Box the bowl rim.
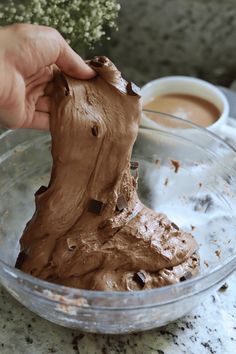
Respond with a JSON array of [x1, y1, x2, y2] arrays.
[[142, 108, 236, 151], [0, 111, 236, 308]]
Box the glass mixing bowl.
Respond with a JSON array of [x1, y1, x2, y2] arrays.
[[0, 110, 236, 334]]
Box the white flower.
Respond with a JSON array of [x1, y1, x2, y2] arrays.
[[0, 0, 120, 49]]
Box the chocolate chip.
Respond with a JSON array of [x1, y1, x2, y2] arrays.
[[90, 56, 107, 67], [171, 159, 180, 173], [116, 195, 128, 212], [171, 222, 179, 230], [130, 161, 139, 170], [88, 199, 104, 215], [219, 282, 228, 291], [133, 271, 147, 287], [97, 56, 107, 63], [15, 250, 27, 269], [90, 60, 103, 67], [215, 249, 221, 258], [126, 81, 141, 97], [34, 185, 47, 196], [91, 125, 98, 137], [180, 271, 192, 282]]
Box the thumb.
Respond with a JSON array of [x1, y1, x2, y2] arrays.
[[56, 37, 96, 79]]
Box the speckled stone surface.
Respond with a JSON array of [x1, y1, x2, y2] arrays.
[[0, 273, 235, 354], [1, 85, 236, 350], [97, 0, 236, 87], [1, 56, 236, 353], [1, 129, 236, 351], [1, 92, 236, 354]]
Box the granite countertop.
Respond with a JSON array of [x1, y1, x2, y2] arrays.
[[0, 274, 235, 354], [0, 89, 236, 354]]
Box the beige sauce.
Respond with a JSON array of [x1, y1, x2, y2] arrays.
[[144, 93, 220, 127]]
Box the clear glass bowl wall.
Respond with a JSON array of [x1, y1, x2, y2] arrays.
[[0, 111, 236, 334]]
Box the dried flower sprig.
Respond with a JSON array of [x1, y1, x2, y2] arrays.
[[0, 0, 120, 49]]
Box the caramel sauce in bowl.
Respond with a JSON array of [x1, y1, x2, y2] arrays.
[[141, 76, 229, 133], [144, 93, 220, 128]]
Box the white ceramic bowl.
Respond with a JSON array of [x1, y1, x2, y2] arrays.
[[141, 76, 229, 133]]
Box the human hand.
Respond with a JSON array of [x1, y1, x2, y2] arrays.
[[0, 24, 95, 130]]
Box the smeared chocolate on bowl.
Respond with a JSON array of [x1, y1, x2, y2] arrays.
[[16, 57, 199, 291]]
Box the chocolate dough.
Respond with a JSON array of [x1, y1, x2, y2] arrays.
[[16, 57, 199, 291]]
